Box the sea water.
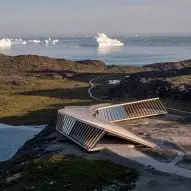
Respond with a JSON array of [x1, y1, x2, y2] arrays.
[[1, 34, 191, 66], [0, 124, 44, 161]]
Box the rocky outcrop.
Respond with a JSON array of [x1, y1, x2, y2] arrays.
[[109, 77, 191, 101], [144, 59, 191, 71], [0, 54, 107, 73], [0, 54, 143, 75], [108, 59, 191, 101]]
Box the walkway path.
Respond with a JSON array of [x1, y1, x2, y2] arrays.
[[88, 75, 107, 101], [108, 146, 191, 178]]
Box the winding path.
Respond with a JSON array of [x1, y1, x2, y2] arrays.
[[88, 74, 125, 101], [88, 75, 105, 101]]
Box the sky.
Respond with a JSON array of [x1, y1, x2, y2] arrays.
[[0, 0, 191, 36]]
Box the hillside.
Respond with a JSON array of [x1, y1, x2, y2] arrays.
[[108, 60, 191, 108], [0, 54, 143, 74], [144, 59, 191, 71]]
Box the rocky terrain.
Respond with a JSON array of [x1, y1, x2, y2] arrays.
[[108, 59, 191, 104], [144, 59, 191, 71], [0, 54, 143, 74]]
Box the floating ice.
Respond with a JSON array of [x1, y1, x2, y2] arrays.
[[0, 38, 12, 48], [45, 39, 49, 45], [29, 40, 41, 44], [12, 38, 28, 45], [34, 40, 41, 43], [52, 39, 58, 44], [22, 41, 27, 45], [45, 38, 58, 45], [95, 33, 124, 47]]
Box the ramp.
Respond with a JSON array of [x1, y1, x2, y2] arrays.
[[95, 98, 167, 122]]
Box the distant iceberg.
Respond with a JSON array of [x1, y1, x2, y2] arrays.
[[0, 38, 12, 48], [28, 40, 41, 44], [12, 38, 27, 45], [52, 39, 58, 45], [45, 37, 59, 45], [95, 33, 124, 47]]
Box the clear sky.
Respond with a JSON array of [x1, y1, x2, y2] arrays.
[[0, 0, 190, 36]]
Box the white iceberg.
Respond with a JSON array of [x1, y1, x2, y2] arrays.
[[0, 38, 12, 48], [28, 40, 41, 44], [45, 39, 49, 45], [52, 39, 58, 44], [22, 41, 27, 45], [12, 38, 28, 45], [95, 33, 124, 47], [45, 38, 58, 45]]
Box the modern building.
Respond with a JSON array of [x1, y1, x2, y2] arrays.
[[56, 98, 167, 151]]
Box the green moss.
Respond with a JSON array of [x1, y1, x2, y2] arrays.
[[0, 79, 94, 124], [1, 155, 138, 191]]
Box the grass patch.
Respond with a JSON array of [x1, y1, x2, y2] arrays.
[[0, 78, 93, 124], [170, 75, 191, 86], [1, 155, 139, 191]]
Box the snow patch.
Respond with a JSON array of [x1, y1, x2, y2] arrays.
[[108, 80, 121, 85]]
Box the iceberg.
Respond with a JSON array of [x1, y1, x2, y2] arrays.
[[0, 38, 12, 48], [33, 40, 41, 44], [95, 33, 124, 47], [52, 39, 58, 45], [28, 40, 41, 44], [12, 38, 27, 45], [45, 38, 58, 45], [45, 39, 49, 45]]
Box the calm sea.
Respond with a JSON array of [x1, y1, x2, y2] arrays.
[[1, 36, 191, 66]]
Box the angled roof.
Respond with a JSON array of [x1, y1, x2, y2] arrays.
[[56, 98, 167, 151]]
